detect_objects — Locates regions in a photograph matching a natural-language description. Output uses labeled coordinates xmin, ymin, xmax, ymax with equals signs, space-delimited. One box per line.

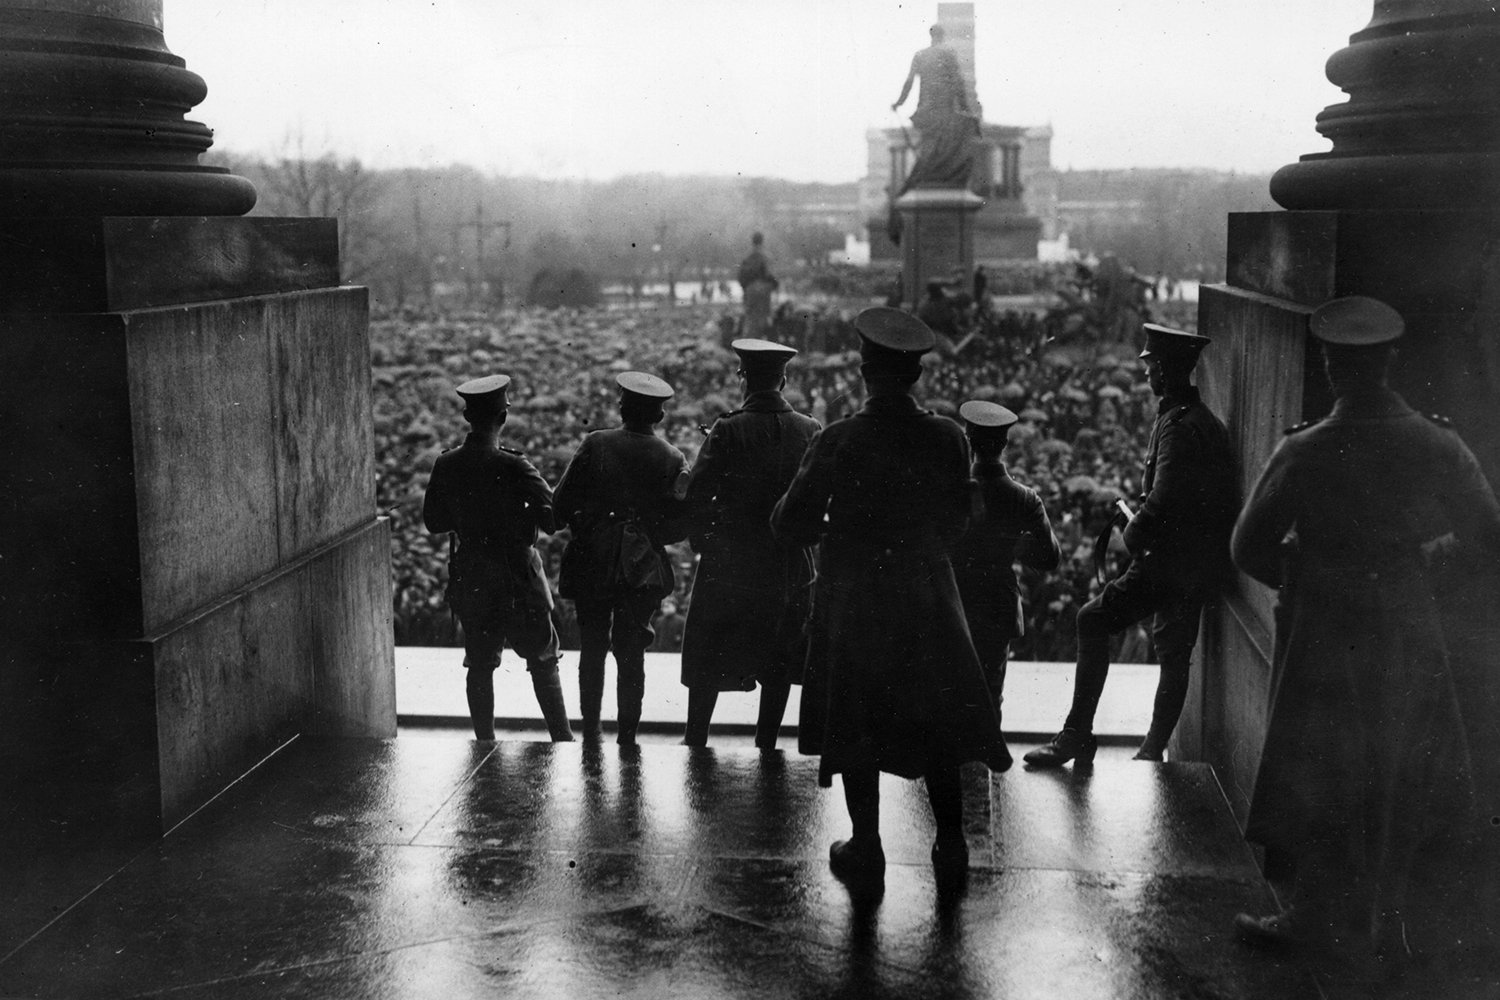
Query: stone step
xmin=395 ymin=647 xmax=1159 ymax=742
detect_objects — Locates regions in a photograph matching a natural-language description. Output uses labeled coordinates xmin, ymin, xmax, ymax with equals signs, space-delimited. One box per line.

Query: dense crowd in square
xmin=375 ymin=296 xmax=1189 ymax=662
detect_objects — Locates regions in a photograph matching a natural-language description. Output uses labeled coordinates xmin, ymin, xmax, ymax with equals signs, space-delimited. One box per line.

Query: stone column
xmin=1188 ymin=0 xmax=1500 ymax=953
xmin=0 ymin=0 xmax=256 ymax=216
xmin=0 ymin=0 xmax=395 ymax=835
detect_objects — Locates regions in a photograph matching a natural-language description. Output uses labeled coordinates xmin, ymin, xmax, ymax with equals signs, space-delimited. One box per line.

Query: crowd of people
xmin=375 ymin=301 xmax=1163 ymax=662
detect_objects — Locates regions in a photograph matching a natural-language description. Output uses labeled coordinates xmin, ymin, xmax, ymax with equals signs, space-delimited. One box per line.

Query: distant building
xmin=860 ymin=3 xmax=1058 ymax=264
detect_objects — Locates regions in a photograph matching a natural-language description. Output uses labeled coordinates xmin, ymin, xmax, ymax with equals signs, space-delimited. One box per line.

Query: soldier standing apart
xmin=554 ymin=372 xmax=688 ymax=745
xmin=737 ymin=232 xmax=778 ymax=338
xmin=1025 ymin=324 xmax=1235 ymax=767
xmin=422 ymin=375 xmax=574 ymax=742
xmin=680 ymin=339 xmax=821 ymax=748
xmin=1230 ymin=297 xmax=1500 ymax=971
xmin=954 ymin=401 xmax=1061 ymax=725
xmin=772 ymin=307 xmax=1010 ymax=887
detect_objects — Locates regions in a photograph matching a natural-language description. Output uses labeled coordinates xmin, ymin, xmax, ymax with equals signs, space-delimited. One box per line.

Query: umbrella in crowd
xmin=371 ymin=302 xmax=1156 ymax=663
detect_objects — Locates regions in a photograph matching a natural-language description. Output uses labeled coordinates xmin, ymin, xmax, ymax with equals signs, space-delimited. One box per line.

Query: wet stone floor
xmin=0 ymin=735 xmax=1482 ymax=999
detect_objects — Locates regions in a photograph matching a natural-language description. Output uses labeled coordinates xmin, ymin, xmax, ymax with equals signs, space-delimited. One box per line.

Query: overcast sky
xmin=169 ymin=0 xmax=1374 ymax=181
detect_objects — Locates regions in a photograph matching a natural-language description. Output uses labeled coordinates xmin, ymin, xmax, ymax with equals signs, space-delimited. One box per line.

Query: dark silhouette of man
xmin=422 ymin=374 xmax=574 ymax=742
xmin=679 ymin=339 xmax=820 ymax=748
xmin=1025 ymin=324 xmax=1236 ymax=766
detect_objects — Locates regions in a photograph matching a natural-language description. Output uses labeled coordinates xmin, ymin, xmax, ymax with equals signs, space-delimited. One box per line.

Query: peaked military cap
xmin=959 ymin=400 xmax=1019 ymax=432
xmin=1310 ymin=296 xmax=1404 ymax=346
xmin=1139 ymin=324 xmax=1210 ymax=360
xmin=616 ymin=371 xmax=674 ymax=400
xmin=854 ymin=306 xmax=937 ymax=354
xmin=731 ymin=338 xmax=798 ymax=374
xmin=456 ymin=374 xmax=511 ymax=407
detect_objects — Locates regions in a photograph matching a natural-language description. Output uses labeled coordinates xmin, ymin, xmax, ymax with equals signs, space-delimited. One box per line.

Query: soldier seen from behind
xmin=554 ymin=372 xmax=689 ymax=745
xmin=1230 ymin=297 xmax=1500 ymax=980
xmin=679 ymin=339 xmax=821 ymax=748
xmin=955 ymin=400 xmax=1061 ymax=726
xmin=421 ymin=375 xmax=574 ymax=742
xmin=772 ymin=307 xmax=1011 ymax=890
xmin=1025 ymin=324 xmax=1236 ymax=767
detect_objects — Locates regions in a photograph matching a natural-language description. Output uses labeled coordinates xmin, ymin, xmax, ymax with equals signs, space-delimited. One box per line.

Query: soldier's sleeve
xmin=551 ymin=437 xmax=592 ymax=531
xmin=1231 ymin=440 xmax=1297 ymax=588
xmin=771 ymin=428 xmax=833 ymax=547
xmin=935 ymin=427 xmax=973 ymax=547
xmin=653 ymin=449 xmax=693 ymax=547
xmin=515 ymin=455 xmax=556 ymax=536
xmin=1123 ymin=413 xmax=1193 ymax=555
xmin=1441 ymin=435 xmax=1500 ymax=558
xmin=682 ymin=421 xmax=731 ymax=549
xmin=1018 ymin=491 xmax=1062 ymax=572
xmin=421 ymin=459 xmax=455 ymax=535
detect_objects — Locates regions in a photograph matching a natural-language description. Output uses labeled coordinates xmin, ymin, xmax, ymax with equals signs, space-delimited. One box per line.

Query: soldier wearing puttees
xmin=1230 ymin=297 xmax=1500 ymax=960
xmin=954 ymin=401 xmax=1061 ymax=725
xmin=421 ymin=374 xmax=574 ymax=743
xmin=679 ymin=339 xmax=821 ymax=749
xmin=1025 ymin=324 xmax=1236 ymax=768
xmin=554 ymin=371 xmax=689 ymax=745
xmin=772 ymin=307 xmax=1010 ymax=887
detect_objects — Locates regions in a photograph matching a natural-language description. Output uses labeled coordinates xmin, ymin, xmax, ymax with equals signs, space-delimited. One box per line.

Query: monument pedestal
xmin=0 ymin=218 xmax=395 ymax=833
xmin=895 ymin=187 xmax=984 ymax=306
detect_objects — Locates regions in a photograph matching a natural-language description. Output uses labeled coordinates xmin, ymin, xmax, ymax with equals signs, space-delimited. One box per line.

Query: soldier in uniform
xmin=679 ymin=339 xmax=821 ymax=748
xmin=1230 ymin=297 xmax=1500 ymax=970
xmin=554 ymin=372 xmax=689 ymax=745
xmin=954 ymin=400 xmax=1062 ymax=725
xmin=772 ymin=307 xmax=1010 ymax=887
xmin=421 ymin=374 xmax=574 ymax=742
xmin=1025 ymin=324 xmax=1236 ymax=767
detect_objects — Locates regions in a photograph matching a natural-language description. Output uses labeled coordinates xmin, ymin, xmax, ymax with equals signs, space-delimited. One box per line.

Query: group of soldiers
xmin=421 ymin=295 xmax=1500 ymax=979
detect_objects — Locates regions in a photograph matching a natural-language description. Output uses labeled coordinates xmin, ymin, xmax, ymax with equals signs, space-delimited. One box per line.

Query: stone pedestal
xmin=0 ymin=219 xmax=395 ymax=833
xmin=894 ymin=187 xmax=984 ymax=307
xmin=1183 ymin=207 xmax=1500 ymax=818
xmin=973 ymin=205 xmax=1043 ymax=264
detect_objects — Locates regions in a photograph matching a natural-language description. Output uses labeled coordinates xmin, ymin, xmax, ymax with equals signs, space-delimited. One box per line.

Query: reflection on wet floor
xmin=1 ymin=736 xmax=1490 ymax=999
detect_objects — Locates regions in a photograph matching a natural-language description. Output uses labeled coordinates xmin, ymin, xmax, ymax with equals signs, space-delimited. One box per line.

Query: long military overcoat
xmin=1232 ymin=388 xmax=1500 ymax=878
xmin=771 ymin=392 xmax=1007 ymax=786
xmin=680 ymin=391 xmax=820 ymax=691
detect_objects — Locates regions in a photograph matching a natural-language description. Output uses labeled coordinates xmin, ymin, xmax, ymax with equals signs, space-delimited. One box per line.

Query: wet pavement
xmin=2 ymin=736 xmax=1490 ymax=999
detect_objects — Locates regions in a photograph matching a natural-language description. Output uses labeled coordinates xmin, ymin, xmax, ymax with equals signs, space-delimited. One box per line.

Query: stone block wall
xmin=0 ymin=219 xmax=394 ymax=833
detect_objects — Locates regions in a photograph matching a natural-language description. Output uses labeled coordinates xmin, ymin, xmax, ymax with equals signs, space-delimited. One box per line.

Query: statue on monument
xmin=891 ymin=24 xmax=982 ymax=193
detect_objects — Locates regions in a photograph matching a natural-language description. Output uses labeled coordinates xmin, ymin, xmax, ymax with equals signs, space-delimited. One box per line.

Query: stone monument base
xmin=1185 ymin=208 xmax=1500 ymax=824
xmin=0 ymin=217 xmax=396 ymax=834
xmin=894 ymin=187 xmax=984 ymax=306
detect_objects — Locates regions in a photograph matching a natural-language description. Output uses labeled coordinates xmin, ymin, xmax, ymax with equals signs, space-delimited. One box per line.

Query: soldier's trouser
xmin=575 ymin=592 xmax=659 ymax=743
xmin=1062 ymin=564 xmax=1203 ymax=737
xmin=967 ymin=615 xmax=1012 ymax=726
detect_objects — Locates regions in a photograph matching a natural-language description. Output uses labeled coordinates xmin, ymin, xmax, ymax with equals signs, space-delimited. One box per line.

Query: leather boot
xmin=754 ymin=681 xmax=790 ymax=749
xmin=1132 ymin=727 xmax=1169 ymax=761
xmin=682 ymin=686 xmax=717 ymax=747
xmin=616 ymin=652 xmax=645 ymax=745
xmin=578 ymin=658 xmax=605 ymax=743
xmin=529 ymin=660 xmax=575 ymax=742
xmin=465 ymin=668 xmax=496 ymax=741
xmin=1022 ymin=728 xmax=1098 ymax=768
